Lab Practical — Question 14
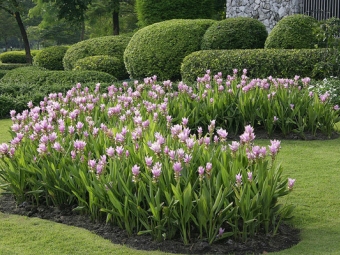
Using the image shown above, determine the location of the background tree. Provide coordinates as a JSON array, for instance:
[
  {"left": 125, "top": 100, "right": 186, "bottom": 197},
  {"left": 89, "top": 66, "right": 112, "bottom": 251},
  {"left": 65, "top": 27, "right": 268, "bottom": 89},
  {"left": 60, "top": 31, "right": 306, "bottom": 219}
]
[
  {"left": 86, "top": 0, "right": 136, "bottom": 36},
  {"left": 0, "top": 9, "right": 21, "bottom": 50},
  {"left": 0, "top": 0, "right": 34, "bottom": 63},
  {"left": 30, "top": 0, "right": 83, "bottom": 46}
]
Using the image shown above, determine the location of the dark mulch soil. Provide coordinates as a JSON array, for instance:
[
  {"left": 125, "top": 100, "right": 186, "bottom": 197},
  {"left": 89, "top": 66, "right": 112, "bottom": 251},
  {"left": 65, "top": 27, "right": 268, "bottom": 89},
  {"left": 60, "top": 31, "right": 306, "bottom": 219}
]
[{"left": 0, "top": 193, "right": 300, "bottom": 255}]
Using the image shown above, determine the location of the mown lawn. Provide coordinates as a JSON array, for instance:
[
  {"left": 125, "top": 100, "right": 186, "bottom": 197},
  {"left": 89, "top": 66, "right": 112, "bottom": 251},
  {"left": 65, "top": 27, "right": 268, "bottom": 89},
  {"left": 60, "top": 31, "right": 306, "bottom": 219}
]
[{"left": 0, "top": 119, "right": 340, "bottom": 254}]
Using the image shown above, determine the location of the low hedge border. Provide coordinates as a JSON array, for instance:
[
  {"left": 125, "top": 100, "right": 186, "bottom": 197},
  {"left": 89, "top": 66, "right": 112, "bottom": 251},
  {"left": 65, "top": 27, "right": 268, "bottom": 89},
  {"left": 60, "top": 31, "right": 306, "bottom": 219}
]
[
  {"left": 0, "top": 50, "right": 40, "bottom": 64},
  {"left": 1, "top": 66, "right": 116, "bottom": 86},
  {"left": 181, "top": 48, "right": 336, "bottom": 81}
]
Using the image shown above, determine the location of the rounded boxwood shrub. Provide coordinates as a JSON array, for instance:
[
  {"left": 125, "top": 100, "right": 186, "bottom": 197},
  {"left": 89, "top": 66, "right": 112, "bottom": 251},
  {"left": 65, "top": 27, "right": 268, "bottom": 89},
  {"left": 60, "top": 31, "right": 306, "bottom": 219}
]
[
  {"left": 181, "top": 48, "right": 335, "bottom": 82},
  {"left": 0, "top": 50, "right": 40, "bottom": 63},
  {"left": 265, "top": 14, "right": 318, "bottom": 49},
  {"left": 33, "top": 46, "right": 68, "bottom": 70},
  {"left": 74, "top": 55, "right": 126, "bottom": 80},
  {"left": 63, "top": 35, "right": 131, "bottom": 79},
  {"left": 124, "top": 19, "right": 215, "bottom": 81},
  {"left": 201, "top": 17, "right": 268, "bottom": 50}
]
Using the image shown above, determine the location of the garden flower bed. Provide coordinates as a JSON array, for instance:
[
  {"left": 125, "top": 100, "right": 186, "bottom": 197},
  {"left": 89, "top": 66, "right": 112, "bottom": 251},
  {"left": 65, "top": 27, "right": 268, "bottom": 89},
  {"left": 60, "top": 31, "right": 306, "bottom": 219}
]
[{"left": 0, "top": 70, "right": 338, "bottom": 252}]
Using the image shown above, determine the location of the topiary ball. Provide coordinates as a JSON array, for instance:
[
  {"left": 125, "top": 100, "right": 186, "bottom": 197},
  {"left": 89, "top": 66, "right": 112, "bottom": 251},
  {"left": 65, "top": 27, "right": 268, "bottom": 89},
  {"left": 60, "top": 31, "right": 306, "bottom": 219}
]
[
  {"left": 265, "top": 14, "right": 318, "bottom": 49},
  {"left": 124, "top": 19, "right": 215, "bottom": 81},
  {"left": 74, "top": 55, "right": 125, "bottom": 80},
  {"left": 201, "top": 17, "right": 268, "bottom": 50},
  {"left": 63, "top": 35, "right": 131, "bottom": 79},
  {"left": 33, "top": 46, "right": 68, "bottom": 70}
]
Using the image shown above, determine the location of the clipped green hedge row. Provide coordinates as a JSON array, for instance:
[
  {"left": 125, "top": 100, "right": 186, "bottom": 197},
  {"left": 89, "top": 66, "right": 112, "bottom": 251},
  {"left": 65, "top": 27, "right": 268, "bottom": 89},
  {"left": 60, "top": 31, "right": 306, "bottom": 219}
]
[
  {"left": 1, "top": 66, "right": 116, "bottom": 86},
  {"left": 0, "top": 63, "right": 30, "bottom": 70},
  {"left": 34, "top": 46, "right": 68, "bottom": 70},
  {"left": 0, "top": 70, "right": 7, "bottom": 79},
  {"left": 124, "top": 19, "right": 215, "bottom": 81},
  {"left": 181, "top": 48, "right": 336, "bottom": 81},
  {"left": 63, "top": 35, "right": 131, "bottom": 79},
  {"left": 0, "top": 50, "right": 40, "bottom": 63},
  {"left": 201, "top": 17, "right": 268, "bottom": 50}
]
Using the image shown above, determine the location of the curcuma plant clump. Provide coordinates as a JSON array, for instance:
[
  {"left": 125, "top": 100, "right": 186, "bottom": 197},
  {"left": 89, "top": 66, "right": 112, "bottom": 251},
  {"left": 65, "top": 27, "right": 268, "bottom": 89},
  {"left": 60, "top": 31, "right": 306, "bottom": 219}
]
[
  {"left": 170, "top": 69, "right": 340, "bottom": 138},
  {"left": 1, "top": 73, "right": 298, "bottom": 244}
]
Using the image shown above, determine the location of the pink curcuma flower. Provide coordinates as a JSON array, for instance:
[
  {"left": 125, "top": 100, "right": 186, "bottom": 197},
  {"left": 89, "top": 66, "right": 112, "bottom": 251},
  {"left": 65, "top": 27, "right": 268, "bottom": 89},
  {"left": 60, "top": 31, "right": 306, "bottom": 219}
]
[
  {"left": 132, "top": 164, "right": 140, "bottom": 176},
  {"left": 217, "top": 128, "right": 228, "bottom": 141},
  {"left": 116, "top": 146, "right": 124, "bottom": 157},
  {"left": 229, "top": 141, "right": 240, "bottom": 153},
  {"left": 73, "top": 140, "right": 86, "bottom": 152},
  {"left": 182, "top": 117, "right": 189, "bottom": 127},
  {"left": 235, "top": 173, "right": 242, "bottom": 187},
  {"left": 145, "top": 156, "right": 153, "bottom": 167},
  {"left": 288, "top": 178, "right": 296, "bottom": 190},
  {"left": 0, "top": 143, "right": 10, "bottom": 155},
  {"left": 106, "top": 146, "right": 115, "bottom": 157},
  {"left": 268, "top": 139, "right": 281, "bottom": 159},
  {"left": 150, "top": 141, "right": 162, "bottom": 154},
  {"left": 152, "top": 162, "right": 162, "bottom": 180},
  {"left": 173, "top": 162, "right": 182, "bottom": 173},
  {"left": 247, "top": 172, "right": 253, "bottom": 182},
  {"left": 334, "top": 105, "right": 339, "bottom": 111},
  {"left": 53, "top": 142, "right": 63, "bottom": 152},
  {"left": 240, "top": 125, "right": 255, "bottom": 144}
]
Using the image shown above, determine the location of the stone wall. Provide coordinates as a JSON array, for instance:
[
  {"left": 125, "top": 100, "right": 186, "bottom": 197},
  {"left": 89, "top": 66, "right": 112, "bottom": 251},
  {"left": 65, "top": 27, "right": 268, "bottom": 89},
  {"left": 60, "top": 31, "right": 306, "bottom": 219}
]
[{"left": 226, "top": 0, "right": 304, "bottom": 32}]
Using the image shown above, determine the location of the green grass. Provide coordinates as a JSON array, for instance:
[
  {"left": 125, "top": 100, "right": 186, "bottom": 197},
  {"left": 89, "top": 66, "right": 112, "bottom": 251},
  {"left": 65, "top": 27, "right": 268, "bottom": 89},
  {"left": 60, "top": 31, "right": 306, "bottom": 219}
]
[{"left": 1, "top": 118, "right": 340, "bottom": 254}]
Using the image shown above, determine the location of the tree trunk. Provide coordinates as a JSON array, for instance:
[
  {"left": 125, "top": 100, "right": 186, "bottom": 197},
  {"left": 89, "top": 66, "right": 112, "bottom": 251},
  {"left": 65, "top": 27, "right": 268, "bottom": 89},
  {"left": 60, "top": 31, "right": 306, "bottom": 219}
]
[
  {"left": 113, "top": 11, "right": 119, "bottom": 35},
  {"left": 80, "top": 20, "right": 85, "bottom": 41},
  {"left": 14, "top": 11, "right": 32, "bottom": 64}
]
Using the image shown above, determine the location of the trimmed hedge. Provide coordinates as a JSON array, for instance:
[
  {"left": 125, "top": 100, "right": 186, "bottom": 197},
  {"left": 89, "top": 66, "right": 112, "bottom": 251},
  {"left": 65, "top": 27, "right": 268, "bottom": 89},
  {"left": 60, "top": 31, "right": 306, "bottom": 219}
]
[
  {"left": 124, "top": 19, "right": 215, "bottom": 81},
  {"left": 34, "top": 46, "right": 68, "bottom": 70},
  {"left": 135, "top": 0, "right": 214, "bottom": 27},
  {"left": 0, "top": 70, "right": 7, "bottom": 79},
  {"left": 201, "top": 17, "right": 268, "bottom": 50},
  {"left": 265, "top": 14, "right": 318, "bottom": 49},
  {"left": 0, "top": 50, "right": 40, "bottom": 63},
  {"left": 63, "top": 35, "right": 131, "bottom": 79},
  {"left": 181, "top": 48, "right": 336, "bottom": 81},
  {"left": 0, "top": 63, "right": 30, "bottom": 70},
  {"left": 74, "top": 55, "right": 126, "bottom": 80},
  {"left": 1, "top": 66, "right": 116, "bottom": 86}
]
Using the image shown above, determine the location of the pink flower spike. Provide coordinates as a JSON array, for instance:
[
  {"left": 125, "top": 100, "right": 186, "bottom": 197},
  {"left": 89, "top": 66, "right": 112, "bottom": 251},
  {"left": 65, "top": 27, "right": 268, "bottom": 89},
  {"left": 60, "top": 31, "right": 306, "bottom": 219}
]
[
  {"left": 288, "top": 178, "right": 296, "bottom": 190},
  {"left": 145, "top": 156, "right": 153, "bottom": 167},
  {"left": 198, "top": 166, "right": 205, "bottom": 176},
  {"left": 247, "top": 172, "right": 253, "bottom": 182},
  {"left": 173, "top": 162, "right": 182, "bottom": 173},
  {"left": 236, "top": 173, "right": 242, "bottom": 186},
  {"left": 106, "top": 146, "right": 115, "bottom": 157},
  {"left": 132, "top": 165, "right": 140, "bottom": 176},
  {"left": 152, "top": 162, "right": 162, "bottom": 179},
  {"left": 182, "top": 117, "right": 189, "bottom": 126}
]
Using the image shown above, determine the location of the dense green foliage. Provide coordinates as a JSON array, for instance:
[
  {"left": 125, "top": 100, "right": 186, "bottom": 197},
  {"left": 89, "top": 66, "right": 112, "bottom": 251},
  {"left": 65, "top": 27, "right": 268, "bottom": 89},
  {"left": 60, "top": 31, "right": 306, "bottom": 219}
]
[
  {"left": 33, "top": 46, "right": 68, "bottom": 70},
  {"left": 201, "top": 17, "right": 268, "bottom": 50},
  {"left": 265, "top": 14, "right": 318, "bottom": 49},
  {"left": 0, "top": 70, "right": 7, "bottom": 79},
  {"left": 0, "top": 63, "right": 30, "bottom": 70},
  {"left": 135, "top": 0, "right": 215, "bottom": 27},
  {"left": 63, "top": 35, "right": 131, "bottom": 80},
  {"left": 1, "top": 66, "right": 115, "bottom": 86},
  {"left": 181, "top": 48, "right": 336, "bottom": 81},
  {"left": 0, "top": 50, "right": 40, "bottom": 64},
  {"left": 124, "top": 19, "right": 215, "bottom": 80},
  {"left": 74, "top": 55, "right": 123, "bottom": 80}
]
